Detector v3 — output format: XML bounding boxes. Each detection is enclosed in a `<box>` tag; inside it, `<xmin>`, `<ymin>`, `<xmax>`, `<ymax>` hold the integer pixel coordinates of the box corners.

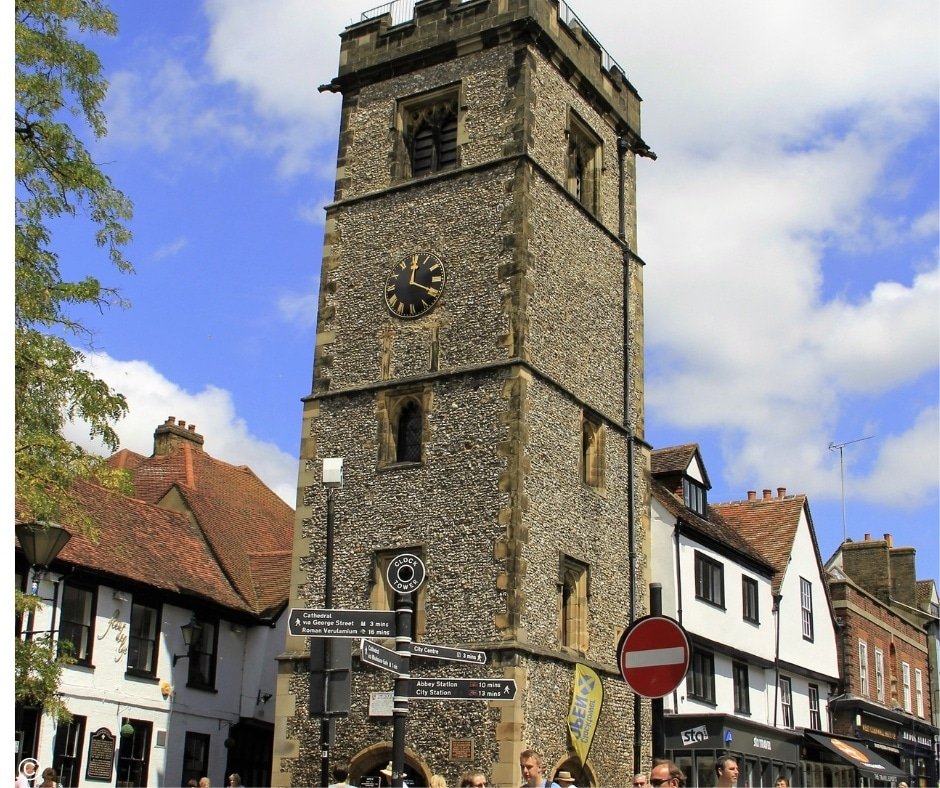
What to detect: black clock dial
<box><xmin>384</xmin><ymin>251</ymin><xmax>446</xmax><ymax>318</ymax></box>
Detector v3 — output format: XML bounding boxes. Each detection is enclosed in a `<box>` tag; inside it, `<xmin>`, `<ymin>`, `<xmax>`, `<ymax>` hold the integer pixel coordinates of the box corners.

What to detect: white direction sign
<box><xmin>411</xmin><ymin>642</ymin><xmax>486</xmax><ymax>665</ymax></box>
<box><xmin>360</xmin><ymin>639</ymin><xmax>405</xmax><ymax>675</ymax></box>
<box><xmin>403</xmin><ymin>677</ymin><xmax>516</xmax><ymax>701</ymax></box>
<box><xmin>289</xmin><ymin>608</ymin><xmax>396</xmax><ymax>638</ymax></box>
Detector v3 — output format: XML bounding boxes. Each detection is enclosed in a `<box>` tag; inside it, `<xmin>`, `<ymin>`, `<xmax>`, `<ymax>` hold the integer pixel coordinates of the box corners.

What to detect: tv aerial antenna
<box><xmin>828</xmin><ymin>435</ymin><xmax>875</xmax><ymax>543</ymax></box>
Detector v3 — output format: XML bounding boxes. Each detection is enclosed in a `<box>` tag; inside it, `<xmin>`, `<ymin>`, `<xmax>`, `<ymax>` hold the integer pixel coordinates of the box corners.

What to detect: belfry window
<box><xmin>398</xmin><ymin>85</ymin><xmax>461</xmax><ymax>180</ymax></box>
<box><xmin>410</xmin><ymin>112</ymin><xmax>458</xmax><ymax>176</ymax></box>
<box><xmin>566</xmin><ymin>111</ymin><xmax>601</xmax><ymax>214</ymax></box>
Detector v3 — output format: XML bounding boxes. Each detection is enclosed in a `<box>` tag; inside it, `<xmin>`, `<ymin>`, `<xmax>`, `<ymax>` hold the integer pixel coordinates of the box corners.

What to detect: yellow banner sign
<box><xmin>568</xmin><ymin>663</ymin><xmax>603</xmax><ymax>766</ymax></box>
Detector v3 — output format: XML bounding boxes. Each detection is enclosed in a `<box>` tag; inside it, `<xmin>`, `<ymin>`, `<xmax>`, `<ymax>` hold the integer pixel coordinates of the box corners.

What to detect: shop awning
<box><xmin>806</xmin><ymin>732</ymin><xmax>908</xmax><ymax>780</ymax></box>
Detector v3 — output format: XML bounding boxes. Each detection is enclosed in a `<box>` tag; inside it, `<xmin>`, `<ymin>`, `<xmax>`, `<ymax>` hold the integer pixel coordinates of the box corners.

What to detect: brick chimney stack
<box><xmin>153</xmin><ymin>416</ymin><xmax>205</xmax><ymax>456</ymax></box>
<box><xmin>840</xmin><ymin>533</ymin><xmax>917</xmax><ymax>608</ymax></box>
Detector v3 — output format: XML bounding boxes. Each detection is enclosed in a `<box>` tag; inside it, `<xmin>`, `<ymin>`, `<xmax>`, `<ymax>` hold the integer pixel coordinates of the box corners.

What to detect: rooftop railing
<box><xmin>356</xmin><ymin>0</ymin><xmax>626</xmax><ymax>78</ymax></box>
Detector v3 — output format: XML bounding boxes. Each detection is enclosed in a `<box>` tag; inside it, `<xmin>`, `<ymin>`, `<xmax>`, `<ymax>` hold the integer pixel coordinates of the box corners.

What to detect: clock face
<box><xmin>384</xmin><ymin>251</ymin><xmax>446</xmax><ymax>318</ymax></box>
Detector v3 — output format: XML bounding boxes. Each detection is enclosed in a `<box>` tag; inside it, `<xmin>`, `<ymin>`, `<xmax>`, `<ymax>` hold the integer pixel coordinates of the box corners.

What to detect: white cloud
<box><xmin>88</xmin><ymin>0</ymin><xmax>937</xmax><ymax>530</ymax></box>
<box><xmin>152</xmin><ymin>236</ymin><xmax>189</xmax><ymax>260</ymax></box>
<box><xmin>63</xmin><ymin>352</ymin><xmax>298</xmax><ymax>504</ymax></box>
<box><xmin>297</xmin><ymin>197</ymin><xmax>329</xmax><ymax>226</ymax></box>
<box><xmin>816</xmin><ymin>268</ymin><xmax>940</xmax><ymax>393</ymax></box>
<box><xmin>861</xmin><ymin>406</ymin><xmax>940</xmax><ymax>507</ymax></box>
<box><xmin>277</xmin><ymin>292</ymin><xmax>318</xmax><ymax>329</ymax></box>
<box><xmin>202</xmin><ymin>0</ymin><xmax>347</xmax><ymax>175</ymax></box>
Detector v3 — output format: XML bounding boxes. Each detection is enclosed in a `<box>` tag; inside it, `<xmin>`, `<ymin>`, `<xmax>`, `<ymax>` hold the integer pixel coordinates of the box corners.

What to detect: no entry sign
<box><xmin>617</xmin><ymin>615</ymin><xmax>690</xmax><ymax>698</ymax></box>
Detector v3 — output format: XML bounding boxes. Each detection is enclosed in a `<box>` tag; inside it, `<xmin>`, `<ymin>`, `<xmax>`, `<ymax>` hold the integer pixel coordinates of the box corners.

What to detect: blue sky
<box><xmin>45</xmin><ymin>1</ymin><xmax>938</xmax><ymax>580</ymax></box>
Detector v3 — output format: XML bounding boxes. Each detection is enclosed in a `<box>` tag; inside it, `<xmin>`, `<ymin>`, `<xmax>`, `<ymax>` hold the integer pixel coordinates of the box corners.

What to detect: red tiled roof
<box><xmin>916</xmin><ymin>579</ymin><xmax>936</xmax><ymax>610</ymax></box>
<box><xmin>103</xmin><ymin>439</ymin><xmax>294</xmax><ymax>616</ymax></box>
<box><xmin>712</xmin><ymin>494</ymin><xmax>813</xmax><ymax>597</ymax></box>
<box><xmin>652</xmin><ymin>479</ymin><xmax>775</xmax><ymax>573</ymax></box>
<box><xmin>49</xmin><ymin>479</ymin><xmax>249</xmax><ymax>611</ymax></box>
<box><xmin>14</xmin><ymin>427</ymin><xmax>297</xmax><ymax>619</ymax></box>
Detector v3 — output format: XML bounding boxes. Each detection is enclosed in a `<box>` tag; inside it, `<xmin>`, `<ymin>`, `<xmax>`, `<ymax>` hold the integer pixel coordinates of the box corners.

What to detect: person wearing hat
<box><xmin>554</xmin><ymin>770</ymin><xmax>577</xmax><ymax>788</ymax></box>
<box><xmin>380</xmin><ymin>761</ymin><xmax>410</xmax><ymax>786</ymax></box>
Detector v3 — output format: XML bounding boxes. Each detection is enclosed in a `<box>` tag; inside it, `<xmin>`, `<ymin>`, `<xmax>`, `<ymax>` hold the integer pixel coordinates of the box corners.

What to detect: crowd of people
<box><xmin>346</xmin><ymin>749</ymin><xmax>795</xmax><ymax>788</ymax></box>
<box><xmin>13</xmin><ymin>751</ymin><xmax>837</xmax><ymax>787</ymax></box>
<box><xmin>334</xmin><ymin>748</ymin><xmax>780</xmax><ymax>788</ymax></box>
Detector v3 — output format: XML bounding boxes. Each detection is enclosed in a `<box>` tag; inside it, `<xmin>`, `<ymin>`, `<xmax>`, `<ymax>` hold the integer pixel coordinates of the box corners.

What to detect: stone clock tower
<box><xmin>273</xmin><ymin>1</ymin><xmax>654</xmax><ymax>785</ymax></box>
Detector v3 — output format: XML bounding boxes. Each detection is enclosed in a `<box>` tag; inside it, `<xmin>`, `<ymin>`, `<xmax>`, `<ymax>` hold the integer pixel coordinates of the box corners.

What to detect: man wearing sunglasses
<box><xmin>648</xmin><ymin>759</ymin><xmax>686</xmax><ymax>787</ymax></box>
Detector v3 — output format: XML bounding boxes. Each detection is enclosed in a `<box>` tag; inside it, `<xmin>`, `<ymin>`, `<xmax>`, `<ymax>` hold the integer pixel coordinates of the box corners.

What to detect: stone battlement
<box><xmin>335</xmin><ymin>0</ymin><xmax>641</xmax><ymax>131</ymax></box>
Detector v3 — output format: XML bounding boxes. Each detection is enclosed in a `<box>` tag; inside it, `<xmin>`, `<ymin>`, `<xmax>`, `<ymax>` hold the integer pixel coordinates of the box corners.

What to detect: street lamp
<box><xmin>16</xmin><ymin>521</ymin><xmax>72</xmax><ymax>593</ymax></box>
<box><xmin>16</xmin><ymin>521</ymin><xmax>72</xmax><ymax>644</ymax></box>
<box><xmin>173</xmin><ymin>616</ymin><xmax>204</xmax><ymax>666</ymax></box>
<box><xmin>320</xmin><ymin>457</ymin><xmax>343</xmax><ymax>788</ymax></box>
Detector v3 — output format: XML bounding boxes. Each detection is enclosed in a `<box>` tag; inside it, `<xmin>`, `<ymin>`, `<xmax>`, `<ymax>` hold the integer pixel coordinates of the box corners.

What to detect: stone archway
<box><xmin>347</xmin><ymin>742</ymin><xmax>431</xmax><ymax>787</ymax></box>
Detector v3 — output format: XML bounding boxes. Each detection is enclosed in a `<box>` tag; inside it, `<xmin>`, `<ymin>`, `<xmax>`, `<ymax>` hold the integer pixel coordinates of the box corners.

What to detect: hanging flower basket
<box><xmin>224</xmin><ymin>737</ymin><xmax>237</xmax><ymax>749</ymax></box>
<box><xmin>120</xmin><ymin>723</ymin><xmax>135</xmax><ymax>737</ymax></box>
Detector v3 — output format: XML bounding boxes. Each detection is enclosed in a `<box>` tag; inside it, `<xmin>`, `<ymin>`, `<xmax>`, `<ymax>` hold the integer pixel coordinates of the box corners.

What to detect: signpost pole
<box><xmin>319</xmin><ymin>485</ymin><xmax>335</xmax><ymax>788</ymax></box>
<box><xmin>392</xmin><ymin>589</ymin><xmax>413</xmax><ymax>788</ymax></box>
<box><xmin>317</xmin><ymin>458</ymin><xmax>342</xmax><ymax>788</ymax></box>
<box><xmin>650</xmin><ymin>583</ymin><xmax>665</xmax><ymax>759</ymax></box>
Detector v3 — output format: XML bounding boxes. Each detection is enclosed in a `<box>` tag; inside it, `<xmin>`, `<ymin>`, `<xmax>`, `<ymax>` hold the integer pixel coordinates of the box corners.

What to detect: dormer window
<box><xmin>683</xmin><ymin>477</ymin><xmax>706</xmax><ymax>516</ymax></box>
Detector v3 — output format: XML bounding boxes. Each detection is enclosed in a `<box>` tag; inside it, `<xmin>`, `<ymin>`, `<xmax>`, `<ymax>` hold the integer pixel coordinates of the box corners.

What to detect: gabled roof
<box><xmin>650</xmin><ymin>443</ymin><xmax>712</xmax><ymax>489</ymax></box>
<box><xmin>48</xmin><ymin>479</ymin><xmax>251</xmax><ymax>612</ymax></box>
<box><xmin>651</xmin><ymin>478</ymin><xmax>774</xmax><ymax>574</ymax></box>
<box><xmin>712</xmin><ymin>493</ymin><xmax>820</xmax><ymax>598</ymax></box>
<box><xmin>916</xmin><ymin>579</ymin><xmax>937</xmax><ymax>610</ymax></box>
<box><xmin>17</xmin><ymin>419</ymin><xmax>294</xmax><ymax>620</ymax></box>
<box><xmin>105</xmin><ymin>436</ymin><xmax>294</xmax><ymax>614</ymax></box>
<box><xmin>113</xmin><ymin>439</ymin><xmax>294</xmax><ymax>615</ymax></box>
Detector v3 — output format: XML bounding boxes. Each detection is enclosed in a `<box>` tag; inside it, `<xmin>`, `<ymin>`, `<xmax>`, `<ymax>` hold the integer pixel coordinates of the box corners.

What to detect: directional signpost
<box><xmin>411</xmin><ymin>642</ymin><xmax>486</xmax><ymax>665</ymax></box>
<box><xmin>617</xmin><ymin>614</ymin><xmax>690</xmax><ymax>699</ymax></box>
<box><xmin>360</xmin><ymin>639</ymin><xmax>406</xmax><ymax>676</ymax></box>
<box><xmin>289</xmin><ymin>608</ymin><xmax>396</xmax><ymax>639</ymax></box>
<box><xmin>403</xmin><ymin>677</ymin><xmax>516</xmax><ymax>701</ymax></box>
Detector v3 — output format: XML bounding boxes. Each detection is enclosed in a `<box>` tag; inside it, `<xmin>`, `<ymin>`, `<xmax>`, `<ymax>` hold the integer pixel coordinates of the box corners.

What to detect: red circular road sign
<box><xmin>617</xmin><ymin>615</ymin><xmax>690</xmax><ymax>698</ymax></box>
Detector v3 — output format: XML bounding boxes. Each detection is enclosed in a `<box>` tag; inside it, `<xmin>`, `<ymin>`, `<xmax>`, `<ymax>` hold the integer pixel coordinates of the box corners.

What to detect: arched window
<box><xmin>559</xmin><ymin>557</ymin><xmax>589</xmax><ymax>652</ymax></box>
<box><xmin>581</xmin><ymin>415</ymin><xmax>605</xmax><ymax>489</ymax></box>
<box><xmin>395</xmin><ymin>401</ymin><xmax>422</xmax><ymax>463</ymax></box>
<box><xmin>566</xmin><ymin>113</ymin><xmax>601</xmax><ymax>214</ymax></box>
<box><xmin>568</xmin><ymin>139</ymin><xmax>586</xmax><ymax>203</ymax></box>
<box><xmin>410</xmin><ymin>110</ymin><xmax>458</xmax><ymax>177</ymax></box>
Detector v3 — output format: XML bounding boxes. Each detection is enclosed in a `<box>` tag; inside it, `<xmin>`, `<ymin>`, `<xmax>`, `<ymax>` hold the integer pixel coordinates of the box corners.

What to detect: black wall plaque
<box><xmin>85</xmin><ymin>728</ymin><xmax>116</xmax><ymax>782</ymax></box>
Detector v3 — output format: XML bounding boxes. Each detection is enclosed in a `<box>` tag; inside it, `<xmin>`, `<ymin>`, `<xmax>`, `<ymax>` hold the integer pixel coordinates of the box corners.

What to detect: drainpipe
<box><xmin>672</xmin><ymin>521</ymin><xmax>684</xmax><ymax>710</ymax></box>
<box><xmin>618</xmin><ymin>133</ymin><xmax>643</xmax><ymax>776</ymax></box>
<box><xmin>773</xmin><ymin>593</ymin><xmax>783</xmax><ymax>727</ymax></box>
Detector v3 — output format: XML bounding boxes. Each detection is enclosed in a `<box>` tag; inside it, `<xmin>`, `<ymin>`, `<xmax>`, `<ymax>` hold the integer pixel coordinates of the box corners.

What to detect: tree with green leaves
<box><xmin>15</xmin><ymin>0</ymin><xmax>133</xmax><ymax>719</ymax></box>
<box><xmin>16</xmin><ymin>0</ymin><xmax>133</xmax><ymax>528</ymax></box>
